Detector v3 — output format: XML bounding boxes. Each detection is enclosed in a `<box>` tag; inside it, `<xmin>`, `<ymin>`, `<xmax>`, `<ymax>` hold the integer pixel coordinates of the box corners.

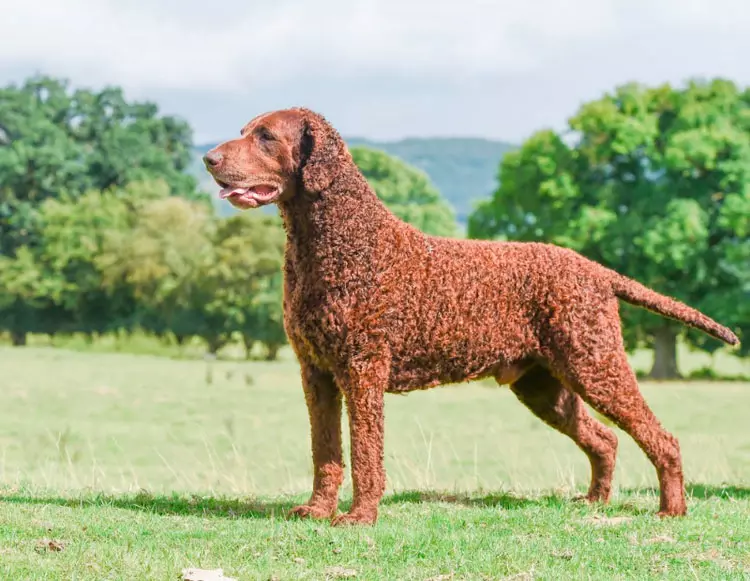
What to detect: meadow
<box><xmin>1</xmin><ymin>344</ymin><xmax>749</xmax><ymax>580</ymax></box>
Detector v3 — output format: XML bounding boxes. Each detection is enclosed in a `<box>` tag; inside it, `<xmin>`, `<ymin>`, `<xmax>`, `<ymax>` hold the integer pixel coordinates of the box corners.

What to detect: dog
<box><xmin>203</xmin><ymin>107</ymin><xmax>739</xmax><ymax>525</ymax></box>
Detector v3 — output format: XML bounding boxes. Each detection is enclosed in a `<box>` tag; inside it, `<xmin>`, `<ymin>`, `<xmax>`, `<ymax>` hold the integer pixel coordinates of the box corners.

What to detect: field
<box><xmin>1</xmin><ymin>346</ymin><xmax>749</xmax><ymax>580</ymax></box>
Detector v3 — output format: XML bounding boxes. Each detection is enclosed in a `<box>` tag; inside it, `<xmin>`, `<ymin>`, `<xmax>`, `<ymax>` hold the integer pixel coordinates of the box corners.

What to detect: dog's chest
<box><xmin>284</xmin><ymin>283</ymin><xmax>349</xmax><ymax>366</ymax></box>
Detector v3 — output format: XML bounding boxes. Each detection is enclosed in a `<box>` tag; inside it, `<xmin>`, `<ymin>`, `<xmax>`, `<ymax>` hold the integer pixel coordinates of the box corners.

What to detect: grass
<box><xmin>1</xmin><ymin>346</ymin><xmax>749</xmax><ymax>579</ymax></box>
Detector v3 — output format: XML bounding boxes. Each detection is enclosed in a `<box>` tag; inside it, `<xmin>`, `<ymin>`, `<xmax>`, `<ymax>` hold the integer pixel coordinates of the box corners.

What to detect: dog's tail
<box><xmin>610</xmin><ymin>273</ymin><xmax>739</xmax><ymax>345</ymax></box>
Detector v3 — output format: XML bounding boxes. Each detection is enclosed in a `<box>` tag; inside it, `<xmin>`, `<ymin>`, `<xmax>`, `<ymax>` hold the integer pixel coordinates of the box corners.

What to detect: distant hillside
<box><xmin>191</xmin><ymin>137</ymin><xmax>516</xmax><ymax>224</ymax></box>
<box><xmin>346</xmin><ymin>137</ymin><xmax>515</xmax><ymax>224</ymax></box>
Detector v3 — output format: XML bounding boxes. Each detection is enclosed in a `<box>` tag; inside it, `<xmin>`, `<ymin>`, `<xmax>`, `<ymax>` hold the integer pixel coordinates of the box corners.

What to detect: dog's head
<box><xmin>203</xmin><ymin>108</ymin><xmax>346</xmax><ymax>210</ymax></box>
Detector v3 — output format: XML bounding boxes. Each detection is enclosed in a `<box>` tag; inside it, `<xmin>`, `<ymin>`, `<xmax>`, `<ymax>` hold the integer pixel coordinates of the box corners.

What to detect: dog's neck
<box><xmin>278</xmin><ymin>170</ymin><xmax>396</xmax><ymax>273</ymax></box>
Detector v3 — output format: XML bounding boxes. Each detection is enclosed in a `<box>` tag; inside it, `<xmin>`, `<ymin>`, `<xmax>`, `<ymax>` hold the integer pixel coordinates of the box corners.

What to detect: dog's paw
<box><xmin>330</xmin><ymin>510</ymin><xmax>378</xmax><ymax>527</ymax></box>
<box><xmin>657</xmin><ymin>508</ymin><xmax>687</xmax><ymax>519</ymax></box>
<box><xmin>288</xmin><ymin>504</ymin><xmax>335</xmax><ymax>520</ymax></box>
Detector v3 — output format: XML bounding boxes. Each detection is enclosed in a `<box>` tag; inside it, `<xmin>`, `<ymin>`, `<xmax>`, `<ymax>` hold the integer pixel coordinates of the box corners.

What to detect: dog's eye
<box><xmin>256</xmin><ymin>128</ymin><xmax>275</xmax><ymax>143</ymax></box>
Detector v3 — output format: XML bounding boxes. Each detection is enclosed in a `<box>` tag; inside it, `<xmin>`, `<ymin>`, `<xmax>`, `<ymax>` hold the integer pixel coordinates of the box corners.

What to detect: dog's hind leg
<box><xmin>550</xmin><ymin>303</ymin><xmax>686</xmax><ymax>516</ymax></box>
<box><xmin>506</xmin><ymin>366</ymin><xmax>618</xmax><ymax>503</ymax></box>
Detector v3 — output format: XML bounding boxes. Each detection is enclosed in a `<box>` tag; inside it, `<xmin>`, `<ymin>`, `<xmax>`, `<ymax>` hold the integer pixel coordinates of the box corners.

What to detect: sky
<box><xmin>2</xmin><ymin>0</ymin><xmax>749</xmax><ymax>145</ymax></box>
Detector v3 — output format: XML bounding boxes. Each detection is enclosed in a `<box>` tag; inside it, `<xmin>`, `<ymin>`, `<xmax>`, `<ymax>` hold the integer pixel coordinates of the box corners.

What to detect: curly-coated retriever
<box><xmin>203</xmin><ymin>108</ymin><xmax>739</xmax><ymax>526</ymax></box>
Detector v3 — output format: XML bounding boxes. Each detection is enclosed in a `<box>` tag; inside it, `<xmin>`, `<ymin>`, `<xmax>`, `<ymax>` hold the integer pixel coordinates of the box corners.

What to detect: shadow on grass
<box><xmin>383</xmin><ymin>490</ymin><xmax>568</xmax><ymax>510</ymax></box>
<box><xmin>611</xmin><ymin>484</ymin><xmax>750</xmax><ymax>502</ymax></box>
<box><xmin>1</xmin><ymin>484</ymin><xmax>747</xmax><ymax>520</ymax></box>
<box><xmin>680</xmin><ymin>484</ymin><xmax>749</xmax><ymax>500</ymax></box>
<box><xmin>0</xmin><ymin>491</ymin><xmax>299</xmax><ymax>519</ymax></box>
<box><xmin>384</xmin><ymin>491</ymin><xmax>653</xmax><ymax>516</ymax></box>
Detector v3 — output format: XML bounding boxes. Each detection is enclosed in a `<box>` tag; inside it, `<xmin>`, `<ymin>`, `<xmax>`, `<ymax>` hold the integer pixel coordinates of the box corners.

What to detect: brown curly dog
<box><xmin>203</xmin><ymin>108</ymin><xmax>739</xmax><ymax>526</ymax></box>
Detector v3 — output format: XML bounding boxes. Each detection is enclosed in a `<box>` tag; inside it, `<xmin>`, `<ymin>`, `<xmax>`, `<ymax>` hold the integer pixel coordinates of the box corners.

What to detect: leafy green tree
<box><xmin>469</xmin><ymin>79</ymin><xmax>749</xmax><ymax>378</ymax></box>
<box><xmin>203</xmin><ymin>213</ymin><xmax>286</xmax><ymax>358</ymax></box>
<box><xmin>94</xmin><ymin>192</ymin><xmax>287</xmax><ymax>357</ymax></box>
<box><xmin>351</xmin><ymin>147</ymin><xmax>458</xmax><ymax>237</ymax></box>
<box><xmin>97</xmin><ymin>188</ymin><xmax>216</xmax><ymax>347</ymax></box>
<box><xmin>26</xmin><ymin>186</ymin><xmax>135</xmax><ymax>338</ymax></box>
<box><xmin>0</xmin><ymin>75</ymin><xmax>205</xmax><ymax>343</ymax></box>
<box><xmin>245</xmin><ymin>272</ymin><xmax>286</xmax><ymax>360</ymax></box>
<box><xmin>0</xmin><ymin>76</ymin><xmax>201</xmax><ymax>251</ymax></box>
<box><xmin>0</xmin><ymin>246</ymin><xmax>56</xmax><ymax>344</ymax></box>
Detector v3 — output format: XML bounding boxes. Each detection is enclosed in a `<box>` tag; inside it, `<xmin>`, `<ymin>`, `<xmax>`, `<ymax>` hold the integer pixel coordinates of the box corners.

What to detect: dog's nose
<box><xmin>203</xmin><ymin>150</ymin><xmax>223</xmax><ymax>167</ymax></box>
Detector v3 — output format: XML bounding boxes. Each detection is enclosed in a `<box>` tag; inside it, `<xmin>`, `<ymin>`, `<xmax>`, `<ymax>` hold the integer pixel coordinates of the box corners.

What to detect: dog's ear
<box><xmin>297</xmin><ymin>109</ymin><xmax>346</xmax><ymax>193</ymax></box>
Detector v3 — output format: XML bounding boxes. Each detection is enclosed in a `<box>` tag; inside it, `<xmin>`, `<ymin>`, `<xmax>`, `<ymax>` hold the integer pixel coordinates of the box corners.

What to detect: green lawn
<box><xmin>1</xmin><ymin>346</ymin><xmax>749</xmax><ymax>579</ymax></box>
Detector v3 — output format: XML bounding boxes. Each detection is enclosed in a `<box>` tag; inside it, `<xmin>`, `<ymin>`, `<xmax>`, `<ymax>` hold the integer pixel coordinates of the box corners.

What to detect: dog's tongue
<box><xmin>219</xmin><ymin>186</ymin><xmax>249</xmax><ymax>200</ymax></box>
<box><xmin>218</xmin><ymin>185</ymin><xmax>277</xmax><ymax>200</ymax></box>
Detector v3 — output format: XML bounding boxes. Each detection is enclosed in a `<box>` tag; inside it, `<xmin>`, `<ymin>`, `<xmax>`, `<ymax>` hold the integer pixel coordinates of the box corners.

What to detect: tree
<box><xmin>0</xmin><ymin>75</ymin><xmax>206</xmax><ymax>343</ymax></box>
<box><xmin>245</xmin><ymin>272</ymin><xmax>287</xmax><ymax>360</ymax></box>
<box><xmin>351</xmin><ymin>147</ymin><xmax>458</xmax><ymax>237</ymax></box>
<box><xmin>97</xmin><ymin>187</ymin><xmax>216</xmax><ymax>347</ymax></box>
<box><xmin>95</xmin><ymin>194</ymin><xmax>288</xmax><ymax>357</ymax></box>
<box><xmin>469</xmin><ymin>79</ymin><xmax>749</xmax><ymax>378</ymax></box>
<box><xmin>0</xmin><ymin>246</ymin><xmax>56</xmax><ymax>345</ymax></box>
<box><xmin>202</xmin><ymin>213</ymin><xmax>286</xmax><ymax>359</ymax></box>
<box><xmin>0</xmin><ymin>76</ymin><xmax>202</xmax><ymax>250</ymax></box>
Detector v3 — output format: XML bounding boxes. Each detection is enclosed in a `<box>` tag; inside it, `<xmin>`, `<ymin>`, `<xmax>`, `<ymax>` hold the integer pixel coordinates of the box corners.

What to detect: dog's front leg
<box><xmin>289</xmin><ymin>363</ymin><xmax>343</xmax><ymax>520</ymax></box>
<box><xmin>331</xmin><ymin>352</ymin><xmax>389</xmax><ymax>526</ymax></box>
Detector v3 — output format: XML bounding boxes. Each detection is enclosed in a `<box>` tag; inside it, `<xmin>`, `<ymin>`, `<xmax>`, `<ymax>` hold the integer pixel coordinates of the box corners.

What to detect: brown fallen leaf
<box><xmin>181</xmin><ymin>568</ymin><xmax>237</xmax><ymax>581</ymax></box>
<box><xmin>325</xmin><ymin>566</ymin><xmax>357</xmax><ymax>579</ymax></box>
<box><xmin>35</xmin><ymin>538</ymin><xmax>65</xmax><ymax>553</ymax></box>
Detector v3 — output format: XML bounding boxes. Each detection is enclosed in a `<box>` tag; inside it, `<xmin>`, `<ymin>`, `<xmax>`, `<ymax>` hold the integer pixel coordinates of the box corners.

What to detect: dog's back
<box><xmin>368</xmin><ymin>229</ymin><xmax>611</xmax><ymax>391</ymax></box>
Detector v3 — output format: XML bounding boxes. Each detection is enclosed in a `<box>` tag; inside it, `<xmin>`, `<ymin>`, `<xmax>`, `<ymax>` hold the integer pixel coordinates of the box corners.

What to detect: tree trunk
<box><xmin>10</xmin><ymin>330</ymin><xmax>26</xmax><ymax>346</ymax></box>
<box><xmin>264</xmin><ymin>343</ymin><xmax>280</xmax><ymax>361</ymax></box>
<box><xmin>649</xmin><ymin>326</ymin><xmax>680</xmax><ymax>380</ymax></box>
<box><xmin>207</xmin><ymin>337</ymin><xmax>225</xmax><ymax>355</ymax></box>
<box><xmin>242</xmin><ymin>335</ymin><xmax>256</xmax><ymax>360</ymax></box>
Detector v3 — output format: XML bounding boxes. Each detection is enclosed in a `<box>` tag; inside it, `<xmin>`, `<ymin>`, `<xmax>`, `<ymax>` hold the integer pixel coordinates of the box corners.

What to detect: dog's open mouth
<box><xmin>216</xmin><ymin>181</ymin><xmax>280</xmax><ymax>208</ymax></box>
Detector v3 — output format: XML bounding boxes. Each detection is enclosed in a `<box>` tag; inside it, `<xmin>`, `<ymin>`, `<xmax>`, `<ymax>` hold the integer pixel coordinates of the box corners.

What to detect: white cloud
<box><xmin>3</xmin><ymin>0</ymin><xmax>749</xmax><ymax>142</ymax></box>
<box><xmin>647</xmin><ymin>0</ymin><xmax>750</xmax><ymax>32</ymax></box>
<box><xmin>1</xmin><ymin>0</ymin><xmax>621</xmax><ymax>93</ymax></box>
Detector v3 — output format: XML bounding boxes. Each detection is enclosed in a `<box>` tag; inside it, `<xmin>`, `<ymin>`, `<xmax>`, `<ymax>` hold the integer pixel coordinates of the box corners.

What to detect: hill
<box><xmin>191</xmin><ymin>137</ymin><xmax>516</xmax><ymax>225</ymax></box>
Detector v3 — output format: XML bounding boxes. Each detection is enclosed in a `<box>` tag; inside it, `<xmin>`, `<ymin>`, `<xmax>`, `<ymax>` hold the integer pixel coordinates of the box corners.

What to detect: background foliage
<box><xmin>1</xmin><ymin>76</ymin><xmax>746</xmax><ymax>373</ymax></box>
<box><xmin>469</xmin><ymin>79</ymin><xmax>749</xmax><ymax>377</ymax></box>
<box><xmin>0</xmin><ymin>76</ymin><xmax>461</xmax><ymax>358</ymax></box>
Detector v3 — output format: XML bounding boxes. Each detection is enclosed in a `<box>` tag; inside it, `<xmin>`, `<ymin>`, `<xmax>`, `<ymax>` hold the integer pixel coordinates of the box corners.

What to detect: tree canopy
<box><xmin>2</xmin><ymin>75</ymin><xmax>746</xmax><ymax>370</ymax></box>
<box><xmin>0</xmin><ymin>75</ymin><xmax>210</xmax><ymax>345</ymax></box>
<box><xmin>0</xmin><ymin>78</ymin><xmax>464</xmax><ymax>355</ymax></box>
<box><xmin>351</xmin><ymin>146</ymin><xmax>458</xmax><ymax>237</ymax></box>
<box><xmin>0</xmin><ymin>76</ymin><xmax>203</xmax><ymax>253</ymax></box>
<box><xmin>469</xmin><ymin>79</ymin><xmax>749</xmax><ymax>378</ymax></box>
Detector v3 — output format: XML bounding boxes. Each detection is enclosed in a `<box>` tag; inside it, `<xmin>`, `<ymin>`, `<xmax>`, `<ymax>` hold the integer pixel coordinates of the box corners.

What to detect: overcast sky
<box><xmin>2</xmin><ymin>0</ymin><xmax>749</xmax><ymax>144</ymax></box>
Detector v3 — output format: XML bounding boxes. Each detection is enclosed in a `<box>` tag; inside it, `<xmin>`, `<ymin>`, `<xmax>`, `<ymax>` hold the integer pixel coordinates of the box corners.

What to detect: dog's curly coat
<box><xmin>204</xmin><ymin>108</ymin><xmax>739</xmax><ymax>526</ymax></box>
